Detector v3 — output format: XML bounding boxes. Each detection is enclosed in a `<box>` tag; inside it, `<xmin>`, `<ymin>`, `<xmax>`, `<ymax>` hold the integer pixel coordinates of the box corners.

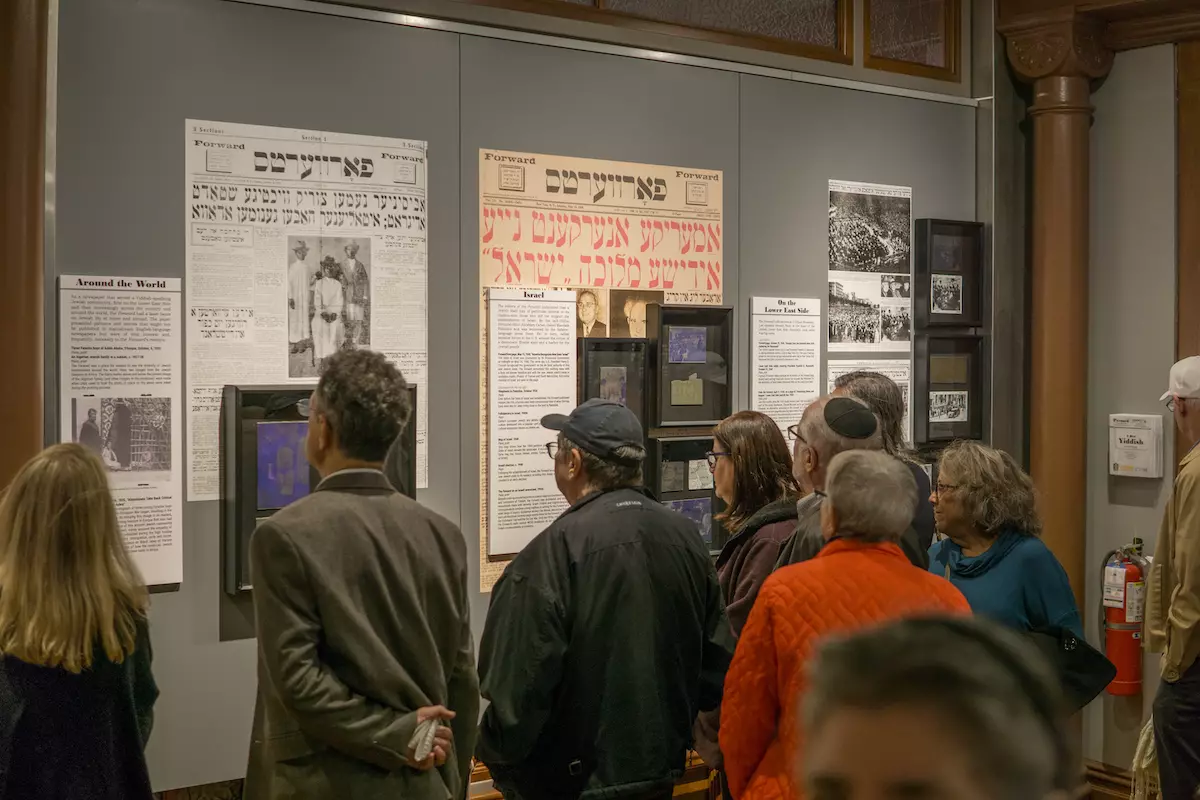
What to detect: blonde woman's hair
<box><xmin>938</xmin><ymin>440</ymin><xmax>1042</xmax><ymax>538</ymax></box>
<box><xmin>0</xmin><ymin>443</ymin><xmax>147</xmax><ymax>672</ymax></box>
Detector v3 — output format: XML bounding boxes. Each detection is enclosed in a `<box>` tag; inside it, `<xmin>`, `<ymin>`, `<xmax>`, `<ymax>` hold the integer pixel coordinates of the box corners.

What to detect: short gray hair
<box><xmin>558</xmin><ymin>432</ymin><xmax>644</xmax><ymax>490</ymax></box>
<box><xmin>798</xmin><ymin>396</ymin><xmax>882</xmax><ymax>463</ymax></box>
<box><xmin>804</xmin><ymin>618</ymin><xmax>1075</xmax><ymax>798</ymax></box>
<box><xmin>824</xmin><ymin>450</ymin><xmax>915</xmax><ymax>541</ymax></box>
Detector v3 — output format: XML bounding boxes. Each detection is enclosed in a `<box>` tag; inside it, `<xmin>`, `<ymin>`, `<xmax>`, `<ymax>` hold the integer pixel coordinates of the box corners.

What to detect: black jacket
<box><xmin>0</xmin><ymin>618</ymin><xmax>158</xmax><ymax>800</ymax></box>
<box><xmin>476</xmin><ymin>488</ymin><xmax>734</xmax><ymax>800</ymax></box>
<box><xmin>907</xmin><ymin>461</ymin><xmax>936</xmax><ymax>556</ymax></box>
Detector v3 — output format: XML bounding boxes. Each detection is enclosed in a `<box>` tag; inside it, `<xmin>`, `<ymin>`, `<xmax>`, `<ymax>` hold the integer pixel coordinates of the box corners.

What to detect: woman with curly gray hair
<box><xmin>928</xmin><ymin>440</ymin><xmax>1082</xmax><ymax>638</ymax></box>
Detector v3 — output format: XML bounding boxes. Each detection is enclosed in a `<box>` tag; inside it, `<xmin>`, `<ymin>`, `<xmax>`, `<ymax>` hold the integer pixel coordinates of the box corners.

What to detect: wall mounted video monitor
<box><xmin>646</xmin><ymin>305</ymin><xmax>733</xmax><ymax>428</ymax></box>
<box><xmin>647</xmin><ymin>435</ymin><xmax>729</xmax><ymax>554</ymax></box>
<box><xmin>914</xmin><ymin>336</ymin><xmax>984</xmax><ymax>444</ymax></box>
<box><xmin>914</xmin><ymin>219</ymin><xmax>984</xmax><ymax>330</ymax></box>
<box><xmin>578</xmin><ymin>337</ymin><xmax>649</xmax><ymax>434</ymax></box>
<box><xmin>220</xmin><ymin>383</ymin><xmax>417</xmax><ymax>595</ymax></box>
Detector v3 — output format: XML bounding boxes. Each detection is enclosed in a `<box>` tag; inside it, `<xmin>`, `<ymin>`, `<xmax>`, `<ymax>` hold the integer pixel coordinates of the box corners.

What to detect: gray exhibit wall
<box><xmin>53</xmin><ymin>0</ymin><xmax>977</xmax><ymax>790</ymax></box>
<box><xmin>738</xmin><ymin>73</ymin><xmax>975</xmax><ymax>413</ymax></box>
<box><xmin>1084</xmin><ymin>44</ymin><xmax>1178</xmax><ymax>767</ymax></box>
<box><xmin>55</xmin><ymin>0</ymin><xmax>462</xmax><ymax>789</ymax></box>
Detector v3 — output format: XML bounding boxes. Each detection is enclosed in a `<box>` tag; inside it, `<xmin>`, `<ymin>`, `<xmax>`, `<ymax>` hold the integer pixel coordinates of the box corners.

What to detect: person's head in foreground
<box><xmin>711</xmin><ymin>410</ymin><xmax>798</xmax><ymax>531</ymax></box>
<box><xmin>792</xmin><ymin>395</ymin><xmax>882</xmax><ymax>494</ymax></box>
<box><xmin>932</xmin><ymin>440</ymin><xmax>1040</xmax><ymax>551</ymax></box>
<box><xmin>0</xmin><ymin>443</ymin><xmax>147</xmax><ymax>672</ymax></box>
<box><xmin>819</xmin><ymin>449</ymin><xmax>915</xmax><ymax>543</ymax></box>
<box><xmin>803</xmin><ymin>616</ymin><xmax>1075</xmax><ymax>800</ymax></box>
<box><xmin>831</xmin><ymin>370</ymin><xmax>908</xmax><ymax>457</ymax></box>
<box><xmin>542</xmin><ymin>398</ymin><xmax>646</xmax><ymax>504</ymax></box>
<box><xmin>305</xmin><ymin>349</ymin><xmax>411</xmax><ymax>477</ymax></box>
<box><xmin>1163</xmin><ymin>355</ymin><xmax>1200</xmax><ymax>442</ymax></box>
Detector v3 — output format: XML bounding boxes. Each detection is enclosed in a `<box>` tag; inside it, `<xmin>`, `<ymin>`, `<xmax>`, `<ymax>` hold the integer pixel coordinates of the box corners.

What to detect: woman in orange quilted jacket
<box><xmin>719</xmin><ymin>448</ymin><xmax>971</xmax><ymax>800</ymax></box>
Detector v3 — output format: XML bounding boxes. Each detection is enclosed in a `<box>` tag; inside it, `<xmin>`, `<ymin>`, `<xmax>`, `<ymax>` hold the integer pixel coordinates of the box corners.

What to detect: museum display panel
<box><xmin>579</xmin><ymin>337</ymin><xmax>649</xmax><ymax>433</ymax></box>
<box><xmin>913</xmin><ymin>335</ymin><xmax>983</xmax><ymax>444</ymax></box>
<box><xmin>647</xmin><ymin>305</ymin><xmax>733</xmax><ymax>428</ymax></box>
<box><xmin>220</xmin><ymin>383</ymin><xmax>417</xmax><ymax>594</ymax></box>
<box><xmin>647</xmin><ymin>435</ymin><xmax>729</xmax><ymax>552</ymax></box>
<box><xmin>914</xmin><ymin>219</ymin><xmax>984</xmax><ymax>329</ymax></box>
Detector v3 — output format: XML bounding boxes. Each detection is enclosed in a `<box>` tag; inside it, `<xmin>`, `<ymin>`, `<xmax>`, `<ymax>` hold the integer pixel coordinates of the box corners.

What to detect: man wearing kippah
<box><xmin>776</xmin><ymin>395</ymin><xmax>928</xmax><ymax>569</ymax></box>
<box><xmin>476</xmin><ymin>399</ymin><xmax>734</xmax><ymax>800</ymax></box>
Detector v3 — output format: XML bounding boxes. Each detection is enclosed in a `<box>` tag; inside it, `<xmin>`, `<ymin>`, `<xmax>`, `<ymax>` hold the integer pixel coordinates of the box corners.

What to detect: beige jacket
<box><xmin>1147</xmin><ymin>444</ymin><xmax>1200</xmax><ymax>682</ymax></box>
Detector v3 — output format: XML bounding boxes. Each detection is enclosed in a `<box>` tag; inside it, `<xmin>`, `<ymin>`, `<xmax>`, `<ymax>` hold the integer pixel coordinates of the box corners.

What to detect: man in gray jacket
<box><xmin>245</xmin><ymin>349</ymin><xmax>478</xmax><ymax>800</ymax></box>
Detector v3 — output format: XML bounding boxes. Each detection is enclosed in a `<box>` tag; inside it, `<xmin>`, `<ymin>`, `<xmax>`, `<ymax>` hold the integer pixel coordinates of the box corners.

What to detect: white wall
<box><xmin>1085</xmin><ymin>43</ymin><xmax>1177</xmax><ymax>767</ymax></box>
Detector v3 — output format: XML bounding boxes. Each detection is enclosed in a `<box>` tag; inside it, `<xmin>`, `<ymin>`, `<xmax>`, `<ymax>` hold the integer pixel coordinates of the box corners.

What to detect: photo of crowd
<box><xmin>829</xmin><ymin>291</ymin><xmax>880</xmax><ymax>346</ymax></box>
<box><xmin>930</xmin><ymin>390</ymin><xmax>968</xmax><ymax>423</ymax></box>
<box><xmin>932</xmin><ymin>274</ymin><xmax>963</xmax><ymax>315</ymax></box>
<box><xmin>828</xmin><ymin>187</ymin><xmax>912</xmax><ymax>273</ymax></box>
<box><xmin>881</xmin><ymin>307</ymin><xmax>911</xmax><ymax>343</ymax></box>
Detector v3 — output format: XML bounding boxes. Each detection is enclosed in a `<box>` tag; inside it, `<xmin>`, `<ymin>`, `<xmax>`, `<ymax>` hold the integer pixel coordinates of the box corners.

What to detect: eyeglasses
<box><xmin>296</xmin><ymin>399</ymin><xmax>311</xmax><ymax>417</ymax></box>
<box><xmin>705</xmin><ymin>451</ymin><xmax>730</xmax><ymax>469</ymax></box>
<box><xmin>1165</xmin><ymin>395</ymin><xmax>1199</xmax><ymax>412</ymax></box>
<box><xmin>934</xmin><ymin>482</ymin><xmax>959</xmax><ymax>495</ymax></box>
<box><xmin>786</xmin><ymin>424</ymin><xmax>805</xmax><ymax>443</ymax></box>
<box><xmin>545</xmin><ymin>441</ymin><xmax>561</xmax><ymax>459</ymax></box>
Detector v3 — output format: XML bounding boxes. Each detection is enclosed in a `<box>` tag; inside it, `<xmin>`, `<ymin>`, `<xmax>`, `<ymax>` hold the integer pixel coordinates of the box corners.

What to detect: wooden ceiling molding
<box><xmin>999</xmin><ymin>0</ymin><xmax>1200</xmax><ymax>51</ymax></box>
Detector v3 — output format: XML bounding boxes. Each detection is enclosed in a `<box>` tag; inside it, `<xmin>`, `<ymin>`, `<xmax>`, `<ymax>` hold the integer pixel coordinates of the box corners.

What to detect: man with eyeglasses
<box><xmin>1149</xmin><ymin>356</ymin><xmax>1200</xmax><ymax>800</ymax></box>
<box><xmin>476</xmin><ymin>398</ymin><xmax>734</xmax><ymax>800</ymax></box>
<box><xmin>776</xmin><ymin>395</ymin><xmax>928</xmax><ymax>570</ymax></box>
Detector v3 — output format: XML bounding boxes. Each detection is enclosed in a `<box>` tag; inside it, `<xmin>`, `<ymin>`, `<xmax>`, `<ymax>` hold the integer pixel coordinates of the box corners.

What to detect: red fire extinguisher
<box><xmin>1101</xmin><ymin>538</ymin><xmax>1150</xmax><ymax>696</ymax></box>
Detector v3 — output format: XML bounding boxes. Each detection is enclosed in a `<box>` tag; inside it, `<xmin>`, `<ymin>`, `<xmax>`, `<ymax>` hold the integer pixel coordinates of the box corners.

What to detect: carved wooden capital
<box><xmin>1000</xmin><ymin>9</ymin><xmax>1113</xmax><ymax>83</ymax></box>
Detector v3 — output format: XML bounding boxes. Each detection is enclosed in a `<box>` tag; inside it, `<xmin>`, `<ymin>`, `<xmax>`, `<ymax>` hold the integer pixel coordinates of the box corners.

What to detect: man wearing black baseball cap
<box><xmin>476</xmin><ymin>399</ymin><xmax>734</xmax><ymax>800</ymax></box>
<box><xmin>777</xmin><ymin>395</ymin><xmax>929</xmax><ymax>569</ymax></box>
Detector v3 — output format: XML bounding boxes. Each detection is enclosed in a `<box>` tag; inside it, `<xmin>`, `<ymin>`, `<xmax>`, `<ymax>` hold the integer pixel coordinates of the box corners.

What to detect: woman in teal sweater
<box><xmin>928</xmin><ymin>440</ymin><xmax>1083</xmax><ymax>639</ymax></box>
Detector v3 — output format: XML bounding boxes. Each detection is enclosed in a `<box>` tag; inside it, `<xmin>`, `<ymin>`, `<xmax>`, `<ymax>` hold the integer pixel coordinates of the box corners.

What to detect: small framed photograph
<box><xmin>914</xmin><ymin>335</ymin><xmax>983</xmax><ymax>443</ymax></box>
<box><xmin>578</xmin><ymin>338</ymin><xmax>649</xmax><ymax>433</ymax></box>
<box><xmin>647</xmin><ymin>436</ymin><xmax>729</xmax><ymax>554</ymax></box>
<box><xmin>647</xmin><ymin>305</ymin><xmax>733</xmax><ymax>428</ymax></box>
<box><xmin>914</xmin><ymin>220</ymin><xmax>983</xmax><ymax>329</ymax></box>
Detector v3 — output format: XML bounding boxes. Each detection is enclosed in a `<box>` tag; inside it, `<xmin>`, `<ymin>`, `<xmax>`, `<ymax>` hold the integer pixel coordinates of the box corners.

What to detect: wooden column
<box><xmin>0</xmin><ymin>0</ymin><xmax>47</xmax><ymax>487</ymax></box>
<box><xmin>1001</xmin><ymin>11</ymin><xmax>1112</xmax><ymax>603</ymax></box>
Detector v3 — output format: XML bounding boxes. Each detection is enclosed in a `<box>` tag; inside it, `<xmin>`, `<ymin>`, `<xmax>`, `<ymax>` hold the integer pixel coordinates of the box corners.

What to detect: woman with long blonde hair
<box><xmin>0</xmin><ymin>443</ymin><xmax>157</xmax><ymax>799</ymax></box>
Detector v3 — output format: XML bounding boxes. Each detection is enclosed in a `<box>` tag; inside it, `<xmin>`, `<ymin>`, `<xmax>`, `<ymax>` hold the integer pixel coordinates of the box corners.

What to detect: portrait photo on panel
<box><xmin>931</xmin><ymin>274</ymin><xmax>964</xmax><ymax>315</ymax></box>
<box><xmin>576</xmin><ymin>288</ymin><xmax>609</xmax><ymax>338</ymax></box>
<box><xmin>609</xmin><ymin>289</ymin><xmax>664</xmax><ymax>338</ymax></box>
<box><xmin>880</xmin><ymin>274</ymin><xmax>911</xmax><ymax>299</ymax></box>
<box><xmin>287</xmin><ymin>235</ymin><xmax>372</xmax><ymax>379</ymax></box>
<box><xmin>880</xmin><ymin>306</ymin><xmax>911</xmax><ymax>344</ymax></box>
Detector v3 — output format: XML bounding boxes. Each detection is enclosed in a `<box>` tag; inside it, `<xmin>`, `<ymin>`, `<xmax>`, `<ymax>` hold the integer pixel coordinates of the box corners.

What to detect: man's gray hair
<box><xmin>832</xmin><ymin>371</ymin><xmax>907</xmax><ymax>457</ymax></box>
<box><xmin>798</xmin><ymin>395</ymin><xmax>882</xmax><ymax>462</ymax></box>
<box><xmin>558</xmin><ymin>432</ymin><xmax>644</xmax><ymax>490</ymax></box>
<box><xmin>824</xmin><ymin>450</ymin><xmax>916</xmax><ymax>541</ymax></box>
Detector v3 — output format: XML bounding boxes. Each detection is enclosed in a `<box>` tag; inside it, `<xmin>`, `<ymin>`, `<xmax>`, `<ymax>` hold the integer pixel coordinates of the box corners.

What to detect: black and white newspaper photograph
<box><xmin>186</xmin><ymin>120</ymin><xmax>430</xmax><ymax>499</ymax></box>
<box><xmin>287</xmin><ymin>235</ymin><xmax>372</xmax><ymax>378</ymax></box>
<box><xmin>929</xmin><ymin>390</ymin><xmax>969</xmax><ymax>423</ymax></box>
<box><xmin>828</xmin><ymin>180</ymin><xmax>913</xmax><ymax>353</ymax></box>
<box><xmin>575</xmin><ymin>288</ymin><xmax>609</xmax><ymax>338</ymax></box>
<box><xmin>609</xmin><ymin>289</ymin><xmax>663</xmax><ymax>338</ymax></box>
<box><xmin>829</xmin><ymin>358</ymin><xmax>912</xmax><ymax>444</ymax></box>
<box><xmin>931</xmin><ymin>273</ymin><xmax>964</xmax><ymax>315</ymax></box>
<box><xmin>58</xmin><ymin>275</ymin><xmax>183</xmax><ymax>587</ymax></box>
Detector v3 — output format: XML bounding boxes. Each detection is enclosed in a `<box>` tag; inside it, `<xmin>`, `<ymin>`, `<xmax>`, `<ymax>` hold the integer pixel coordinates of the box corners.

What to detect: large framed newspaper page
<box><xmin>185</xmin><ymin>121</ymin><xmax>429</xmax><ymax>501</ymax></box>
<box><xmin>477</xmin><ymin>149</ymin><xmax>724</xmax><ymax>590</ymax></box>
